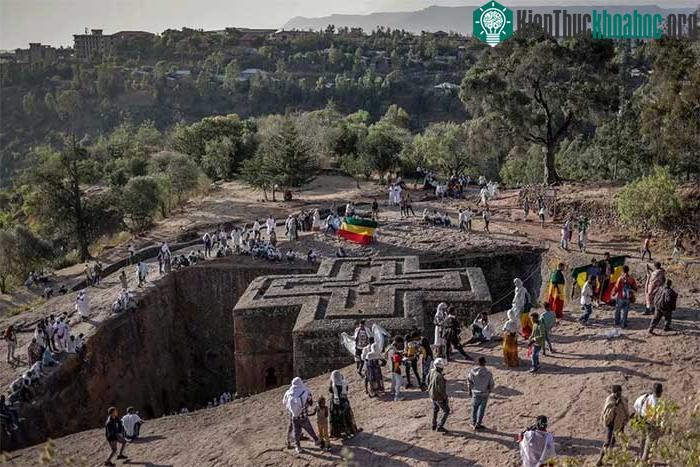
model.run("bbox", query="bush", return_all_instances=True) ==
[121,176,162,232]
[500,145,544,187]
[616,167,681,231]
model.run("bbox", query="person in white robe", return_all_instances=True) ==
[433,303,448,357]
[265,216,276,238]
[520,416,556,467]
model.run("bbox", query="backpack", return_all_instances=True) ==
[621,279,633,300]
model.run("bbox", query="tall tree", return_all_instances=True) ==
[460,27,616,184]
[263,117,319,190]
[28,136,93,260]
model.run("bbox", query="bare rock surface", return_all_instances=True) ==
[6,307,699,466]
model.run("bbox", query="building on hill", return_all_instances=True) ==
[14,43,58,66]
[74,29,154,61]
[273,29,315,42]
[73,29,111,61]
[111,30,155,43]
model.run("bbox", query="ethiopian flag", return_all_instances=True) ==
[547,269,566,319]
[601,256,626,304]
[571,256,626,304]
[338,216,377,245]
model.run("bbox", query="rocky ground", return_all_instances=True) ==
[1,175,698,465]
[5,306,699,467]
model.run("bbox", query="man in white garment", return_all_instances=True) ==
[433,303,448,357]
[136,261,148,287]
[519,415,556,467]
[231,228,241,253]
[75,290,90,321]
[634,383,664,461]
[265,216,276,238]
[394,184,402,205]
[122,407,144,441]
[252,220,262,240]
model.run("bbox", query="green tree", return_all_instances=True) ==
[150,151,201,209]
[27,137,94,260]
[55,90,83,122]
[202,136,236,180]
[380,104,410,129]
[22,92,38,117]
[121,176,162,232]
[240,149,274,200]
[96,64,122,99]
[616,167,681,232]
[172,114,255,168]
[260,117,319,191]
[223,59,241,92]
[362,122,407,180]
[412,122,472,176]
[460,28,616,184]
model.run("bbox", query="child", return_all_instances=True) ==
[316,397,330,451]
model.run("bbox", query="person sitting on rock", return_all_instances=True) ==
[121,407,144,442]
[42,346,58,368]
[307,250,317,263]
[467,312,497,344]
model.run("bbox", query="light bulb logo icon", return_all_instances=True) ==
[473,1,513,47]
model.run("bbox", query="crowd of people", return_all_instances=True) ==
[2,312,87,434]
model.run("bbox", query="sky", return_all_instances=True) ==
[1,0,696,49]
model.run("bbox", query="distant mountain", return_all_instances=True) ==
[284,5,696,36]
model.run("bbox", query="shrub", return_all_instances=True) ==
[616,167,681,231]
[121,176,162,232]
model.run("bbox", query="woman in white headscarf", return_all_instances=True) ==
[434,302,448,357]
[282,377,319,451]
[361,337,385,397]
[506,279,528,335]
[328,370,359,438]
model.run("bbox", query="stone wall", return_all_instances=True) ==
[422,248,545,311]
[5,257,315,450]
[233,256,492,395]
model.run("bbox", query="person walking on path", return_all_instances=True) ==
[648,279,678,334]
[641,234,653,260]
[442,307,473,362]
[579,276,594,324]
[283,377,320,454]
[428,358,450,433]
[482,208,492,232]
[104,407,128,466]
[644,262,665,315]
[613,265,637,328]
[634,383,664,462]
[467,357,495,430]
[540,303,556,355]
[601,385,629,450]
[4,325,17,364]
[546,263,566,319]
[528,313,546,373]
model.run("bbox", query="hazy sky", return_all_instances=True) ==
[1,0,696,49]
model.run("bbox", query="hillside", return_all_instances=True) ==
[284,5,697,35]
